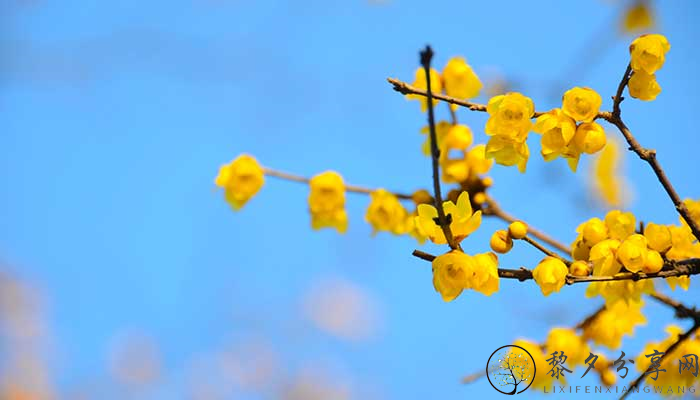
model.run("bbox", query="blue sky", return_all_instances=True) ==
[1,0,699,398]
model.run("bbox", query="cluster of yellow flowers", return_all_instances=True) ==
[420,122,494,185]
[567,208,699,305]
[635,325,700,389]
[628,34,670,101]
[409,62,611,173]
[408,57,482,112]
[534,87,607,172]
[421,193,500,300]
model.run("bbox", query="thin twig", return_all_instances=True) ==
[420,46,459,250]
[412,250,700,284]
[263,167,414,200]
[649,293,700,321]
[520,236,571,266]
[388,77,611,120]
[601,63,700,243]
[483,195,571,256]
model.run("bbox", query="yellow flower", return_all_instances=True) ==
[583,301,647,349]
[415,191,482,245]
[471,252,500,296]
[604,210,636,241]
[643,222,672,252]
[432,250,473,301]
[310,208,348,233]
[485,136,530,173]
[215,154,265,211]
[628,71,661,101]
[545,328,589,366]
[621,1,654,34]
[617,234,648,272]
[592,137,628,208]
[666,276,690,291]
[629,34,670,75]
[533,109,577,161]
[442,57,482,110]
[579,217,608,246]
[485,92,534,140]
[420,121,451,156]
[666,225,700,260]
[573,122,606,154]
[365,189,407,235]
[643,249,663,273]
[465,144,493,175]
[681,198,700,228]
[562,87,602,123]
[589,239,622,277]
[441,124,474,152]
[406,67,442,112]
[489,230,513,254]
[569,260,590,277]
[309,171,348,233]
[532,257,568,296]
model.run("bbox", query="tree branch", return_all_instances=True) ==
[388,77,612,120]
[419,46,459,250]
[262,167,414,200]
[413,249,700,284]
[483,195,572,256]
[601,63,700,243]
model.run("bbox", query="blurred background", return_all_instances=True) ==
[1,0,699,398]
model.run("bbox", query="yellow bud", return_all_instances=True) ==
[532,257,568,296]
[569,260,590,277]
[582,218,608,246]
[473,192,487,205]
[617,234,648,272]
[490,230,513,254]
[574,122,607,154]
[643,250,664,274]
[482,176,494,187]
[508,221,528,239]
[411,189,432,205]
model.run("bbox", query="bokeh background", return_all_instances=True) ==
[1,0,699,398]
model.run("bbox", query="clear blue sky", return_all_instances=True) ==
[1,0,699,398]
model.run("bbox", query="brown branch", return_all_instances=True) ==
[420,46,459,250]
[388,77,612,121]
[520,236,571,266]
[412,250,700,284]
[262,167,414,200]
[483,195,571,256]
[601,63,700,243]
[619,319,700,400]
[649,292,700,321]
